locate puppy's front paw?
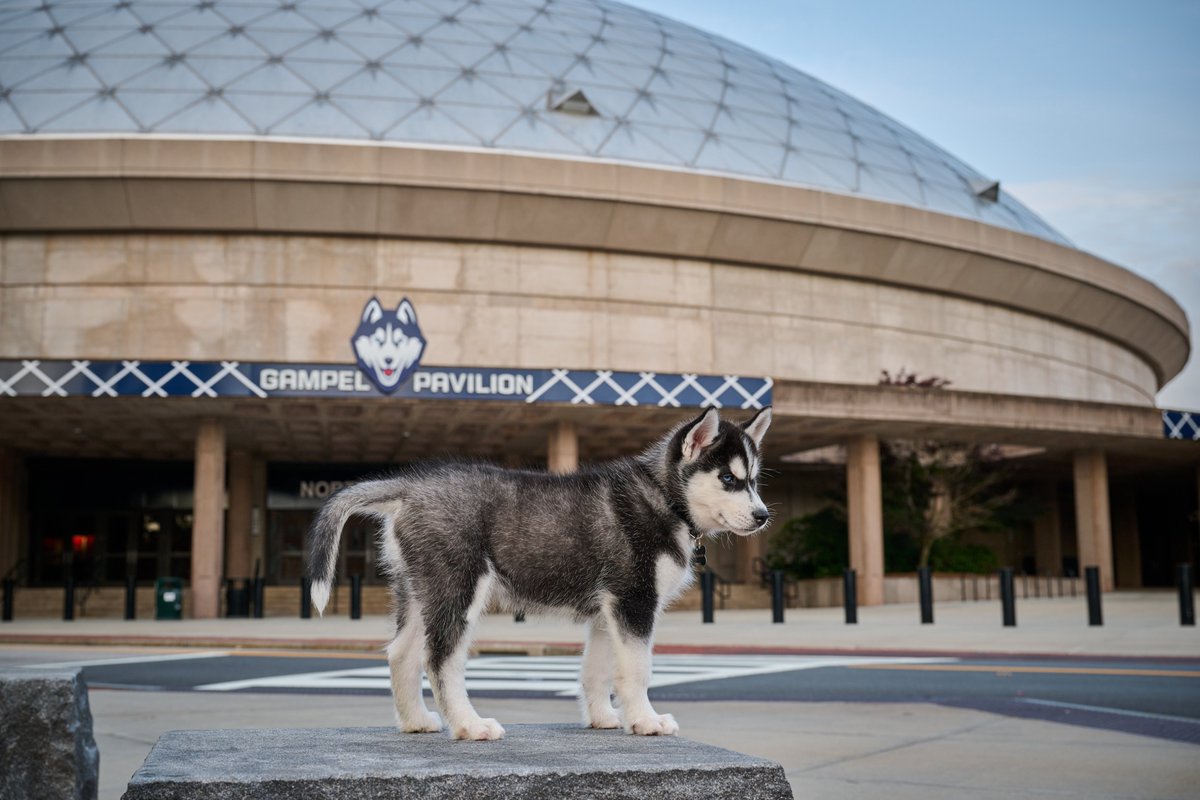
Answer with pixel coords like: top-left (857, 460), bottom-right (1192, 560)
top-left (399, 711), bottom-right (442, 733)
top-left (451, 717), bottom-right (506, 741)
top-left (586, 707), bottom-right (622, 729)
top-left (626, 712), bottom-right (678, 736)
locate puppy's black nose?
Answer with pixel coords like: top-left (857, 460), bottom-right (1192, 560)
top-left (752, 508), bottom-right (769, 525)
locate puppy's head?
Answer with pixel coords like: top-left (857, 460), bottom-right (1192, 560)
top-left (671, 407), bottom-right (772, 535)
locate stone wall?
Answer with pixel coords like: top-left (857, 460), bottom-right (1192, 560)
top-left (1, 233), bottom-right (1159, 405)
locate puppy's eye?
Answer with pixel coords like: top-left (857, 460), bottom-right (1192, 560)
top-left (719, 473), bottom-right (735, 486)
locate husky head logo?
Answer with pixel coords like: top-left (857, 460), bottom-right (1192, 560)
top-left (352, 297), bottom-right (426, 393)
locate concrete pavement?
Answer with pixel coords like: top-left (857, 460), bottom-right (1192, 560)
top-left (81, 682), bottom-right (1198, 800)
top-left (2, 591), bottom-right (1197, 658)
top-left (4, 592), bottom-right (1198, 800)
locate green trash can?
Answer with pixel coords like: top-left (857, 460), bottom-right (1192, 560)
top-left (155, 577), bottom-right (184, 620)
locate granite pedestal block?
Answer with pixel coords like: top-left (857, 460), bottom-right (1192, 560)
top-left (122, 724), bottom-right (793, 799)
top-left (0, 667), bottom-right (100, 800)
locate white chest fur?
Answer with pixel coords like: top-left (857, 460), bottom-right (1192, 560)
top-left (654, 525), bottom-right (697, 612)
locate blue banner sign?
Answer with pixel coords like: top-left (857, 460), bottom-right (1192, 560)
top-left (0, 360), bottom-right (773, 409)
top-left (1163, 409), bottom-right (1200, 441)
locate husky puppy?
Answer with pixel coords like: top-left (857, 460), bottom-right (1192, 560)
top-left (306, 406), bottom-right (772, 740)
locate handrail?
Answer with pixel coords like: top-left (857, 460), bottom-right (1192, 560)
top-left (2, 558), bottom-right (26, 583)
top-left (706, 568), bottom-right (734, 610)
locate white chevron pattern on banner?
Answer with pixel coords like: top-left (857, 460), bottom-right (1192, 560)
top-left (0, 360), bottom-right (772, 410)
top-left (1163, 410), bottom-right (1200, 441)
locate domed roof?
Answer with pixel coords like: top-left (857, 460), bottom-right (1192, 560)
top-left (0, 0), bottom-right (1067, 243)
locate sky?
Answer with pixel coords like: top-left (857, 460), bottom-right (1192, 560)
top-left (631, 0), bottom-right (1200, 411)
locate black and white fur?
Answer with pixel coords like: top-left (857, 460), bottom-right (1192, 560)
top-left (306, 406), bottom-right (772, 740)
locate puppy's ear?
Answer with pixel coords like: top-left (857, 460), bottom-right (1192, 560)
top-left (742, 406), bottom-right (772, 449)
top-left (682, 408), bottom-right (721, 462)
top-left (361, 297), bottom-right (384, 325)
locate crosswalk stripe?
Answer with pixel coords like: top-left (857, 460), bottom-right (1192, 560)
top-left (193, 655), bottom-right (953, 696)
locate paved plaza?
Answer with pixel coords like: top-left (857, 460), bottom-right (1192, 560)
top-left (3, 591), bottom-right (1196, 658)
top-left (3, 592), bottom-right (1197, 799)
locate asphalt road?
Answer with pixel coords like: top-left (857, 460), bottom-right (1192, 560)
top-left (20, 649), bottom-right (1200, 745)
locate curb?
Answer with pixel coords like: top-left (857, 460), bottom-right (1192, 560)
top-left (0, 633), bottom-right (582, 657)
top-left (2, 633), bottom-right (1197, 664)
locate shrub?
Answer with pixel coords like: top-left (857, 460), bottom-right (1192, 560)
top-left (928, 538), bottom-right (998, 574)
top-left (766, 507), bottom-right (846, 580)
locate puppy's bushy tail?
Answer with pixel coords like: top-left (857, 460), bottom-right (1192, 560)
top-left (304, 479), bottom-right (397, 616)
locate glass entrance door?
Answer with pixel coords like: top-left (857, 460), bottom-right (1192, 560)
top-left (136, 511), bottom-right (193, 582)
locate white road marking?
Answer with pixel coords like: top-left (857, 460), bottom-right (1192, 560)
top-left (20, 651), bottom-right (230, 669)
top-left (193, 655), bottom-right (955, 696)
top-left (1017, 698), bottom-right (1200, 725)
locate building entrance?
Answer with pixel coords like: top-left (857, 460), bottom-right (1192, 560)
top-left (266, 464), bottom-right (391, 585)
top-left (27, 459), bottom-right (194, 587)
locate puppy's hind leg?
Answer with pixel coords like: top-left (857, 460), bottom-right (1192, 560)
top-left (579, 618), bottom-right (620, 729)
top-left (387, 586), bottom-right (441, 733)
top-left (425, 570), bottom-right (504, 741)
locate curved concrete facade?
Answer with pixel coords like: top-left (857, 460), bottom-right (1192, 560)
top-left (0, 137), bottom-right (1189, 405)
top-left (0, 232), bottom-right (1162, 406)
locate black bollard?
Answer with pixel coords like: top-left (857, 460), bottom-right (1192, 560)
top-left (700, 570), bottom-right (715, 624)
top-left (918, 566), bottom-right (934, 624)
top-left (1179, 564), bottom-right (1196, 626)
top-left (300, 576), bottom-right (312, 619)
top-left (224, 580), bottom-right (246, 618)
top-left (1085, 566), bottom-right (1103, 626)
top-left (770, 570), bottom-right (785, 624)
top-left (125, 576), bottom-right (137, 620)
top-left (252, 559), bottom-right (264, 619)
top-left (240, 579), bottom-right (253, 616)
top-left (2, 578), bottom-right (13, 622)
top-left (350, 574), bottom-right (362, 620)
top-left (253, 577), bottom-right (265, 619)
top-left (63, 576), bottom-right (75, 621)
top-left (999, 568), bottom-right (1016, 627)
top-left (843, 568), bottom-right (858, 624)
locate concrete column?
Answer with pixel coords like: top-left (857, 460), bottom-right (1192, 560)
top-left (1110, 487), bottom-right (1142, 588)
top-left (0, 447), bottom-right (28, 581)
top-left (191, 418), bottom-right (227, 619)
top-left (1073, 449), bottom-right (1114, 592)
top-left (1032, 482), bottom-right (1062, 575)
top-left (846, 435), bottom-right (885, 606)
top-left (225, 449), bottom-right (253, 581)
top-left (547, 421), bottom-right (579, 474)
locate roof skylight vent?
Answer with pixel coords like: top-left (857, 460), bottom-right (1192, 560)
top-left (548, 87), bottom-right (597, 116)
top-left (970, 178), bottom-right (1000, 203)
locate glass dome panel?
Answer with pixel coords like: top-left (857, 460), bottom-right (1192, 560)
top-left (0, 0), bottom-right (1068, 244)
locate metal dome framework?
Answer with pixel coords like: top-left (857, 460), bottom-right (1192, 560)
top-left (0, 0), bottom-right (1068, 243)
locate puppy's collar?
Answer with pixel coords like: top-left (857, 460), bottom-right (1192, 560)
top-left (636, 461), bottom-right (707, 566)
top-left (666, 502), bottom-right (707, 567)
top-left (668, 499), bottom-right (704, 542)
